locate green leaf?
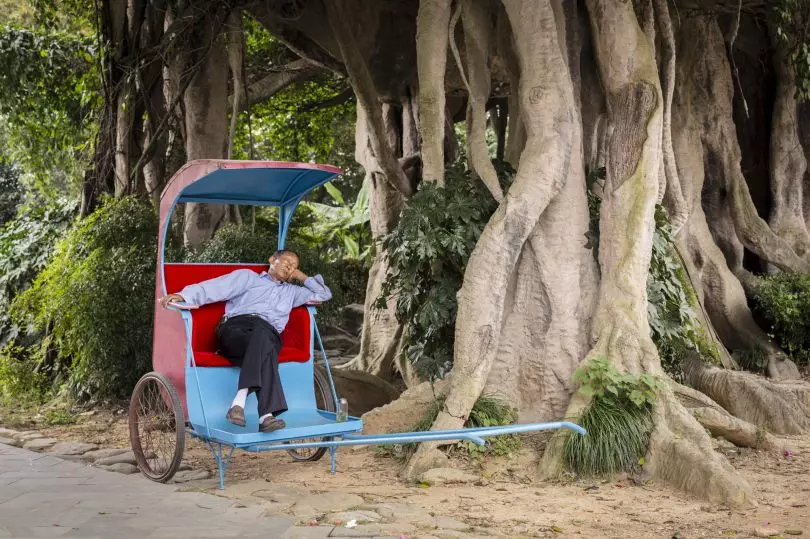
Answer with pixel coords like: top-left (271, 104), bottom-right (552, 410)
top-left (324, 181), bottom-right (345, 205)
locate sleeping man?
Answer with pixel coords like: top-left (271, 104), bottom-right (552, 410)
top-left (158, 250), bottom-right (332, 432)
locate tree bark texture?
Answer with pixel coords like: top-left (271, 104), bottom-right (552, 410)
top-left (416, 0), bottom-right (453, 185)
top-left (183, 20), bottom-right (229, 248)
top-left (407, 0), bottom-right (586, 478)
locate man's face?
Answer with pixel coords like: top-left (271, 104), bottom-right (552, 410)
top-left (268, 252), bottom-right (299, 281)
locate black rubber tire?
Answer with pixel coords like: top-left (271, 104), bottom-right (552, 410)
top-left (285, 367), bottom-right (336, 462)
top-left (129, 372), bottom-right (185, 482)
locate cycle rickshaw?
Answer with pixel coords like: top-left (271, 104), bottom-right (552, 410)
top-left (128, 159), bottom-right (586, 489)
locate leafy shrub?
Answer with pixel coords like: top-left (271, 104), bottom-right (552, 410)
top-left (301, 180), bottom-right (371, 263)
top-left (0, 197), bottom-right (76, 345)
top-left (0, 26), bottom-right (98, 192)
top-left (572, 356), bottom-right (661, 407)
top-left (647, 207), bottom-right (722, 378)
top-left (772, 0), bottom-right (810, 102)
top-left (586, 174), bottom-right (721, 379)
top-left (750, 273), bottom-right (810, 366)
top-left (0, 343), bottom-right (48, 404)
top-left (12, 196), bottom-right (157, 400)
top-left (377, 163), bottom-right (514, 379)
top-left (563, 356), bottom-right (658, 476)
top-left (186, 221), bottom-right (279, 265)
top-left (0, 160), bottom-right (23, 226)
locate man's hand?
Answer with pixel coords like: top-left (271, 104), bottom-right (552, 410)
top-left (289, 269), bottom-right (308, 282)
top-left (159, 293), bottom-right (185, 309)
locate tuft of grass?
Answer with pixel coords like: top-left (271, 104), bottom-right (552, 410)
top-left (734, 346), bottom-right (769, 374)
top-left (562, 396), bottom-right (653, 477)
top-left (42, 407), bottom-right (76, 426)
top-left (375, 395), bottom-right (521, 459)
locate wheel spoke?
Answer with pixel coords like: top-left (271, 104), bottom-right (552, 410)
top-left (130, 374), bottom-right (183, 482)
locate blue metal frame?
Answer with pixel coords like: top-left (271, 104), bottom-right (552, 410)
top-left (160, 163), bottom-right (587, 490)
top-left (174, 302), bottom-right (587, 490)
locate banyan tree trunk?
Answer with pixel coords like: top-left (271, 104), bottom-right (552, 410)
top-left (540, 1), bottom-right (755, 507)
top-left (406, 0), bottom-right (593, 478)
top-left (182, 16), bottom-right (230, 248)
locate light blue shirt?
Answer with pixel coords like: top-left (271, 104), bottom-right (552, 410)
top-left (178, 269), bottom-right (332, 333)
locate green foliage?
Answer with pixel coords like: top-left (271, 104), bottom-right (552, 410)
top-left (584, 165), bottom-right (605, 257)
top-left (0, 343), bottom-right (48, 404)
top-left (750, 273), bottom-right (810, 366)
top-left (0, 25), bottom-right (98, 193)
top-left (234, 75), bottom-right (353, 164)
top-left (0, 0), bottom-right (36, 26)
top-left (301, 180), bottom-right (371, 263)
top-left (234, 17), bottom-right (363, 203)
top-left (379, 395), bottom-right (521, 460)
top-left (647, 206), bottom-right (722, 377)
top-left (773, 0), bottom-right (810, 102)
top-left (562, 394), bottom-right (654, 477)
top-left (377, 163), bottom-right (514, 379)
top-left (564, 356), bottom-right (657, 476)
top-left (585, 176), bottom-right (721, 379)
top-left (41, 406), bottom-right (76, 426)
top-left (185, 220), bottom-right (279, 265)
top-left (0, 196), bottom-right (76, 343)
top-left (11, 197), bottom-right (157, 400)
top-left (572, 356), bottom-right (661, 409)
top-left (734, 345), bottom-right (770, 374)
top-left (0, 159), bottom-right (22, 226)
top-left (460, 396), bottom-right (522, 456)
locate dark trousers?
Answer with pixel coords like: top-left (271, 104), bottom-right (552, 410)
top-left (215, 315), bottom-right (287, 417)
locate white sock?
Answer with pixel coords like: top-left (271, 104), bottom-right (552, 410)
top-left (232, 389), bottom-right (248, 409)
top-left (259, 413), bottom-right (274, 422)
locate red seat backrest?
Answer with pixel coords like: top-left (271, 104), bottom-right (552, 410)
top-left (164, 264), bottom-right (311, 365)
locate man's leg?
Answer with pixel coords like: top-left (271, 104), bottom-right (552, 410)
top-left (217, 316), bottom-right (287, 430)
top-left (254, 328), bottom-right (287, 419)
top-left (216, 316), bottom-right (257, 426)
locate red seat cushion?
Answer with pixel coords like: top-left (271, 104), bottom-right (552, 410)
top-left (164, 263), bottom-right (311, 367)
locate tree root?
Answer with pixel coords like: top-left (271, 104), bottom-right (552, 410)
top-left (495, 6), bottom-right (525, 168)
top-left (450, 0), bottom-right (503, 201)
top-left (769, 37), bottom-right (810, 259)
top-left (678, 210), bottom-right (790, 373)
top-left (688, 16), bottom-right (810, 273)
top-left (346, 102), bottom-right (411, 386)
top-left (415, 0), bottom-right (453, 185)
top-left (653, 0), bottom-right (688, 233)
top-left (672, 382), bottom-right (779, 450)
top-left (645, 390), bottom-right (755, 507)
top-left (683, 358), bottom-right (810, 435)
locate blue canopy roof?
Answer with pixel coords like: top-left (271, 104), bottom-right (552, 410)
top-left (174, 162), bottom-right (342, 207)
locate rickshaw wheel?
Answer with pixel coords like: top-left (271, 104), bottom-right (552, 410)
top-left (285, 367), bottom-right (336, 462)
top-left (129, 372), bottom-right (185, 482)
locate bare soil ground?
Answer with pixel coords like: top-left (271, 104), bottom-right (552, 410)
top-left (4, 405), bottom-right (808, 539)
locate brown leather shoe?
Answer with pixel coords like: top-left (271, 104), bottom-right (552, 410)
top-left (226, 405), bottom-right (246, 427)
top-left (259, 416), bottom-right (286, 432)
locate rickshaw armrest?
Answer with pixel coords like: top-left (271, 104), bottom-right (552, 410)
top-left (167, 302), bottom-right (198, 311)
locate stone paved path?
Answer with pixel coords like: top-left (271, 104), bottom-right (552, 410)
top-left (0, 444), bottom-right (295, 538)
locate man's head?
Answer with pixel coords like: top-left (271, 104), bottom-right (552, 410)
top-left (268, 250), bottom-right (299, 281)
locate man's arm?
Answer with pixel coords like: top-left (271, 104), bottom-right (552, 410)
top-left (173, 269), bottom-right (257, 307)
top-left (290, 271), bottom-right (333, 307)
